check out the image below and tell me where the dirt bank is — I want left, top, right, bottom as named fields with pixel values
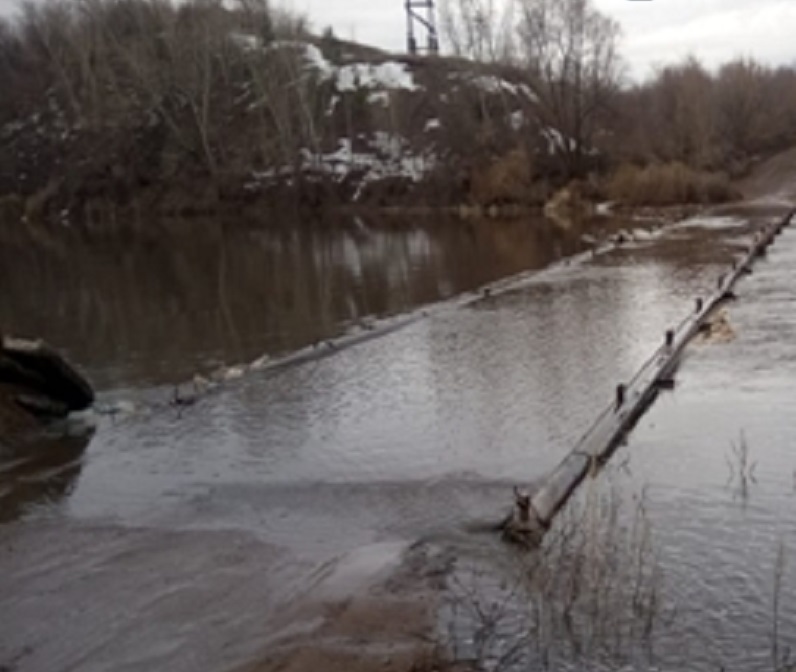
left=737, top=146, right=796, bottom=204
left=240, top=542, right=457, bottom=672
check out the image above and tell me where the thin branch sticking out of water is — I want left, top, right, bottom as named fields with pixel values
left=441, top=483, right=671, bottom=671
left=726, top=430, right=757, bottom=502
left=772, top=541, right=794, bottom=672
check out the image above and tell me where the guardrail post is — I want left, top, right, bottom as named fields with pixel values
left=519, top=207, right=795, bottom=545
left=615, top=383, right=626, bottom=410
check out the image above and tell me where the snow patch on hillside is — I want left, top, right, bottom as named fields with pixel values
left=301, top=43, right=334, bottom=78
left=229, top=32, right=260, bottom=51
left=247, top=133, right=438, bottom=201
left=424, top=118, right=441, bottom=132
left=263, top=40, right=417, bottom=91
left=367, top=91, right=390, bottom=106
left=336, top=62, right=417, bottom=91
left=542, top=127, right=577, bottom=154
left=450, top=72, right=538, bottom=102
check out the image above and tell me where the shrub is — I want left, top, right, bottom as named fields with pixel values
left=607, top=162, right=740, bottom=206
left=469, top=148, right=536, bottom=206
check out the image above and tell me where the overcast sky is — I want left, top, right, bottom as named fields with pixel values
left=287, top=0, right=796, bottom=80
left=0, top=0, right=793, bottom=79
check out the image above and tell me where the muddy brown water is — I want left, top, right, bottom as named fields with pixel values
left=1, top=208, right=795, bottom=671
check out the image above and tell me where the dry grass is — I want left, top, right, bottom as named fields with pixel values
left=607, top=162, right=740, bottom=206
left=468, top=149, right=539, bottom=207
left=441, top=483, right=668, bottom=671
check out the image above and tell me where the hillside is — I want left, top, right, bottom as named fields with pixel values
left=737, top=145, right=796, bottom=204
left=4, top=0, right=794, bottom=224
left=0, top=1, right=564, bottom=223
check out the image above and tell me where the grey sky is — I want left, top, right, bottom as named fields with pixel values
left=291, top=0, right=796, bottom=79
left=0, top=0, right=793, bottom=79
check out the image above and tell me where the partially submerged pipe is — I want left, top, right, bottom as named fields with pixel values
left=524, top=210, right=794, bottom=531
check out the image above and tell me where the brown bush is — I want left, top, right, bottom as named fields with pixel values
left=607, top=162, right=740, bottom=206
left=469, top=148, right=538, bottom=205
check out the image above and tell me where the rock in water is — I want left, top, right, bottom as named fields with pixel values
left=0, top=335, right=94, bottom=418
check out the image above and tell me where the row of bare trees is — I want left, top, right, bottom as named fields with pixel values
left=615, top=57, right=796, bottom=174
left=3, top=0, right=796, bottom=216
left=441, top=0, right=796, bottom=181
left=441, top=0, right=622, bottom=178
left=1, top=0, right=560, bottom=215
left=0, top=0, right=329, bottom=207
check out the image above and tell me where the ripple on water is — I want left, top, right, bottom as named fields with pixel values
left=2, top=216, right=795, bottom=672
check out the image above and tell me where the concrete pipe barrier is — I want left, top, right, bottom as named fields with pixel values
left=517, top=208, right=795, bottom=541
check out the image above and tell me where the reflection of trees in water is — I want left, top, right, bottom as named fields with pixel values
left=0, top=214, right=589, bottom=388
left=0, top=427, right=92, bottom=524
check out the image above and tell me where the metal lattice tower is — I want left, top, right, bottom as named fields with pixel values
left=405, top=1, right=439, bottom=56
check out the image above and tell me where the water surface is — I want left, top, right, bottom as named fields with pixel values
left=1, top=210, right=794, bottom=672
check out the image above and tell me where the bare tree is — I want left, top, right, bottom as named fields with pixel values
left=439, top=0, right=516, bottom=63
left=650, top=57, right=716, bottom=168
left=0, top=18, right=25, bottom=122
left=516, top=0, right=622, bottom=177
left=714, top=58, right=769, bottom=160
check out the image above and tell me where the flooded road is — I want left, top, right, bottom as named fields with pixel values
left=1, top=208, right=795, bottom=671
left=600, top=215, right=796, bottom=671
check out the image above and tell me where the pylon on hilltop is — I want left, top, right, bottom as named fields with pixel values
left=405, top=1, right=439, bottom=56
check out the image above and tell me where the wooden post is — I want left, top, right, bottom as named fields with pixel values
left=615, top=383, right=626, bottom=410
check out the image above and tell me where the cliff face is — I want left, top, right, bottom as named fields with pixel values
left=0, top=3, right=563, bottom=222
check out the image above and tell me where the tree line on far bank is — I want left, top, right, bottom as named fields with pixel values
left=441, top=0, right=796, bottom=205
left=1, top=0, right=796, bottom=221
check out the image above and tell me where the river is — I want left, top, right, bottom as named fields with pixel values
left=1, top=206, right=794, bottom=672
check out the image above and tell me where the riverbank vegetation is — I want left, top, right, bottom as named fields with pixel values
left=1, top=0, right=795, bottom=222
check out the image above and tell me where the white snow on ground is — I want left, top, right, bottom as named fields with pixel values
left=450, top=72, right=538, bottom=102
left=247, top=134, right=438, bottom=201
left=237, top=37, right=541, bottom=116
left=235, top=35, right=536, bottom=104
left=632, top=228, right=655, bottom=241
left=510, top=111, right=525, bottom=131
left=326, top=94, right=340, bottom=116
left=1, top=120, right=25, bottom=139
left=336, top=61, right=417, bottom=91
left=424, top=118, right=441, bottom=132
left=540, top=127, right=599, bottom=157
left=542, top=127, right=578, bottom=154
left=369, top=131, right=403, bottom=156
left=259, top=39, right=417, bottom=91
left=367, top=91, right=390, bottom=106
left=301, top=43, right=335, bottom=79
left=229, top=32, right=260, bottom=51
left=669, top=215, right=747, bottom=231
left=509, top=82, right=537, bottom=101
left=595, top=201, right=614, bottom=216
left=227, top=36, right=555, bottom=198
left=306, top=136, right=435, bottom=189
